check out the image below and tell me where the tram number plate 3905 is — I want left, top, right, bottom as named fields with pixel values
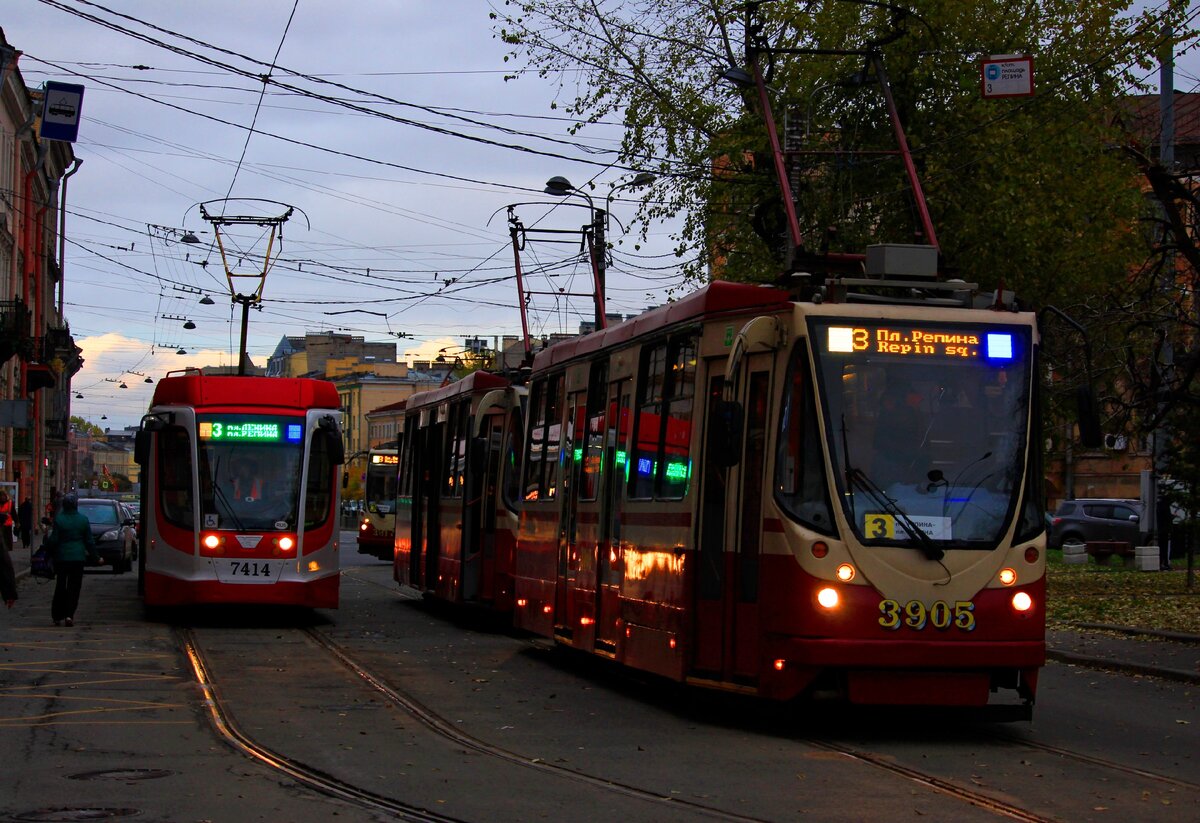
left=878, top=599, right=976, bottom=632
left=223, top=560, right=282, bottom=583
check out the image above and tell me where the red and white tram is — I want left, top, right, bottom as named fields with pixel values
left=134, top=370, right=346, bottom=608
left=358, top=445, right=400, bottom=561
left=394, top=371, right=525, bottom=612
left=508, top=277, right=1046, bottom=712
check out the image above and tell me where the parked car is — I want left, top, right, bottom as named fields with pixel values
left=1048, top=498, right=1144, bottom=550
left=76, top=497, right=137, bottom=574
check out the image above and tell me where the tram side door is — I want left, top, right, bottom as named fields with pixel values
left=422, top=421, right=446, bottom=590
left=692, top=356, right=770, bottom=683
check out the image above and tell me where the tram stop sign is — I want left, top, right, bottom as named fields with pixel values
left=39, top=81, right=85, bottom=142
left=981, top=55, right=1034, bottom=99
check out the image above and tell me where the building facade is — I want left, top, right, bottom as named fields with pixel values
left=1, top=33, right=82, bottom=514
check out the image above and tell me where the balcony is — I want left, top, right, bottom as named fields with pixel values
left=46, top=416, right=69, bottom=441
left=0, top=299, right=33, bottom=364
left=44, top=326, right=84, bottom=377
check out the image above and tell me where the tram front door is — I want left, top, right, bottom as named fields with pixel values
left=691, top=355, right=770, bottom=684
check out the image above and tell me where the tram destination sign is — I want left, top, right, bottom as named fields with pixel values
left=199, top=419, right=304, bottom=442
left=825, top=325, right=1016, bottom=361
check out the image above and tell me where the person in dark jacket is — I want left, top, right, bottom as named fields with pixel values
left=18, top=497, right=33, bottom=549
left=48, top=494, right=98, bottom=627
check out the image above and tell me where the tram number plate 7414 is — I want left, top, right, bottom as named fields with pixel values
left=878, top=599, right=976, bottom=632
left=225, top=560, right=280, bottom=582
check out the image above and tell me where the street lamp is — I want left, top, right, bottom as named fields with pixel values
left=544, top=173, right=656, bottom=329
left=180, top=231, right=200, bottom=244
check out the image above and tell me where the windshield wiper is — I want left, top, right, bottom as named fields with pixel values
left=846, top=466, right=944, bottom=561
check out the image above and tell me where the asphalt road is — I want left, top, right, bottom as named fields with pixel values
left=0, top=531, right=1196, bottom=822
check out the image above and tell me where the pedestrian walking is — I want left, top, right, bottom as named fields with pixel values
left=0, top=490, right=14, bottom=548
left=0, top=529, right=15, bottom=608
left=46, top=494, right=98, bottom=627
left=18, top=497, right=33, bottom=550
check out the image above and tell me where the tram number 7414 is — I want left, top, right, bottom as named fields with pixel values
left=228, top=561, right=277, bottom=580
left=878, top=599, right=976, bottom=632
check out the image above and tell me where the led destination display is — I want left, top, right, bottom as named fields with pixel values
left=198, top=419, right=304, bottom=442
left=826, top=325, right=1015, bottom=361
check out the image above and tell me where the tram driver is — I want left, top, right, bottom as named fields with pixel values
left=231, top=458, right=265, bottom=503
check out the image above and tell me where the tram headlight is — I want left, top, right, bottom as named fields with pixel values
left=277, top=536, right=295, bottom=552
left=202, top=534, right=221, bottom=550
left=816, top=587, right=840, bottom=609
left=360, top=521, right=369, bottom=532
left=835, top=563, right=855, bottom=582
left=998, top=567, right=1017, bottom=585
left=1011, top=591, right=1034, bottom=612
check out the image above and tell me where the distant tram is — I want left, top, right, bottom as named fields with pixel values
left=358, top=446, right=400, bottom=561
left=395, top=276, right=1050, bottom=714
left=394, top=371, right=525, bottom=612
left=134, top=370, right=346, bottom=608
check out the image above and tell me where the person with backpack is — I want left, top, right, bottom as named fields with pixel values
left=47, top=494, right=99, bottom=627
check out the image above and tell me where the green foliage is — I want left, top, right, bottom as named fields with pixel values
left=70, top=416, right=104, bottom=437
left=492, top=0, right=1191, bottom=302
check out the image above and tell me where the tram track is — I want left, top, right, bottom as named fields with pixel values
left=177, top=626, right=468, bottom=823
left=989, top=733, right=1200, bottom=792
left=301, top=624, right=1072, bottom=823
left=177, top=596, right=1188, bottom=823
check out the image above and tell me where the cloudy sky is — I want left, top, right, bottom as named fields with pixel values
left=6, top=0, right=689, bottom=430
left=5, top=1, right=1198, bottom=432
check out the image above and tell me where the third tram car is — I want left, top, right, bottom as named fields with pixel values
left=135, top=370, right=345, bottom=608
left=358, top=446, right=400, bottom=561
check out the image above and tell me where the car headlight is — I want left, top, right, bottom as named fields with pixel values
left=101, top=529, right=119, bottom=542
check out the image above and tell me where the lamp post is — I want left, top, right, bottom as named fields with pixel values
left=544, top=173, right=656, bottom=329
left=545, top=176, right=604, bottom=328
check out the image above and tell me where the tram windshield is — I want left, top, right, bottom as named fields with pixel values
left=809, top=319, right=1033, bottom=550
left=365, top=451, right=398, bottom=513
left=196, top=414, right=305, bottom=531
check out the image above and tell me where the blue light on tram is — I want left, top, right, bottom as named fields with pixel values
left=637, top=457, right=654, bottom=476
left=985, top=333, right=1014, bottom=360
left=286, top=424, right=303, bottom=442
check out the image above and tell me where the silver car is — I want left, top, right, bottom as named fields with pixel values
left=1049, top=498, right=1143, bottom=550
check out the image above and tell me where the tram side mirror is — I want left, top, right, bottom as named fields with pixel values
left=317, top=416, right=346, bottom=465
left=709, top=400, right=744, bottom=468
left=1075, top=385, right=1103, bottom=449
left=134, top=430, right=151, bottom=467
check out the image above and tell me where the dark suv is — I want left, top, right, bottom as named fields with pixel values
left=77, top=498, right=137, bottom=574
left=1049, top=498, right=1144, bottom=550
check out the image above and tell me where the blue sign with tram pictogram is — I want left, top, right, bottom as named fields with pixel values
left=39, top=81, right=85, bottom=142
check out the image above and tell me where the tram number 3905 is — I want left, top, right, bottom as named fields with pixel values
left=878, top=599, right=976, bottom=632
left=228, top=561, right=275, bottom=579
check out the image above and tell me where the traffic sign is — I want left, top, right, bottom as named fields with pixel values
left=981, top=55, right=1034, bottom=99
left=39, top=81, right=85, bottom=142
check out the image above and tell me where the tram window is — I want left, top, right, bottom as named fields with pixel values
left=775, top=341, right=836, bottom=536
left=304, top=428, right=334, bottom=529
left=544, top=375, right=563, bottom=500
left=158, top=425, right=194, bottom=530
left=630, top=335, right=697, bottom=501
left=523, top=381, right=547, bottom=501
left=523, top=376, right=563, bottom=502
left=660, top=337, right=697, bottom=500
left=502, top=408, right=524, bottom=512
left=581, top=362, right=608, bottom=502
left=630, top=343, right=667, bottom=500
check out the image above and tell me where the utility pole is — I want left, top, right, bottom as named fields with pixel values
left=1152, top=17, right=1176, bottom=570
left=193, top=200, right=304, bottom=375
